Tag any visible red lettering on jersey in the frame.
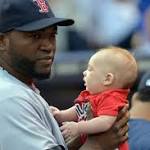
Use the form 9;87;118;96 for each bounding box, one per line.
33;0;49;13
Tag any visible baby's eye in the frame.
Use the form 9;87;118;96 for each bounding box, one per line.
87;67;92;71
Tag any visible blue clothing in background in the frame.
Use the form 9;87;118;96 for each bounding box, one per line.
129;119;150;150
137;0;150;31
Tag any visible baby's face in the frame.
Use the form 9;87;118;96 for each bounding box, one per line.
83;48;138;94
83;54;106;94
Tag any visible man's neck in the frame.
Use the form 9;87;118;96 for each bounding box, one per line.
130;102;150;121
0;62;33;86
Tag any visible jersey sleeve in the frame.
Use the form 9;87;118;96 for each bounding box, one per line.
0;96;65;150
96;94;126;116
74;90;90;104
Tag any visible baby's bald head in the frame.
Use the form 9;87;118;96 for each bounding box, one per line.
91;47;138;89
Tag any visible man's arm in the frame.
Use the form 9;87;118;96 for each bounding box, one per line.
67;105;129;150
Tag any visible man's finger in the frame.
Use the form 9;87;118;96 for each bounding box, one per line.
118;124;128;143
116;104;129;121
119;123;128;136
114;105;129;133
120;134;128;143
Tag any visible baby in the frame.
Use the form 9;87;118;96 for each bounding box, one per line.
51;47;138;150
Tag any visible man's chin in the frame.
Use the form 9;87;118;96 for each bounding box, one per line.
33;72;51;80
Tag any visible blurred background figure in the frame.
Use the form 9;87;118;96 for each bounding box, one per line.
50;0;140;52
132;0;150;58
81;0;140;49
129;71;150;150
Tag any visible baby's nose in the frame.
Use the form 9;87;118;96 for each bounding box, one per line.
83;70;87;76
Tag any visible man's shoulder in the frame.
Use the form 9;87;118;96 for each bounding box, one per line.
129;119;150;134
0;76;37;105
0;79;30;96
129;119;150;149
129;138;150;150
129;119;150;129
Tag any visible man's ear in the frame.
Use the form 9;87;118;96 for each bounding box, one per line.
0;33;9;52
103;73;114;86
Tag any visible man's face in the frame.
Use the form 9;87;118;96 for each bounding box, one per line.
3;26;57;79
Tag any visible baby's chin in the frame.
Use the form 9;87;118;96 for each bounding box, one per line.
85;86;101;94
85;86;88;91
88;89;104;95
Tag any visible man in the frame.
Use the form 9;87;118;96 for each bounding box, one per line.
129;71;150;150
0;0;128;149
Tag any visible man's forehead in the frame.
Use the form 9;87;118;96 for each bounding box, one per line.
28;26;57;33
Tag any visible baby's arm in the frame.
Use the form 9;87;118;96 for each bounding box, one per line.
50;106;77;123
78;115;117;134
61;115;116;139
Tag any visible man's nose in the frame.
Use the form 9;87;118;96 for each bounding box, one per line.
40;38;55;52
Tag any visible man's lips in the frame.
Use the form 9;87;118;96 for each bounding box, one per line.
37;56;54;65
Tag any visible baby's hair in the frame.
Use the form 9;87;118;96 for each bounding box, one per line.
96;46;138;88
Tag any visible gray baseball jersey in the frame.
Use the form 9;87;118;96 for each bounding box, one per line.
0;67;67;150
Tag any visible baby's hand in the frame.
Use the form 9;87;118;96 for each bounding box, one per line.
60;121;80;142
49;106;63;123
49;106;60;117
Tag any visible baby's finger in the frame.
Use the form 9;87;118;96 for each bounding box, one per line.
60;125;67;131
62;121;68;125
60;122;69;130
61;129;69;137
62;130;71;141
65;136;72;143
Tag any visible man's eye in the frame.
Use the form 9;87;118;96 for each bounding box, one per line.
50;33;57;38
32;33;41;39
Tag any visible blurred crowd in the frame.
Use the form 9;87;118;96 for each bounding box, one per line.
49;0;150;57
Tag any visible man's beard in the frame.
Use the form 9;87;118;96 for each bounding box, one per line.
10;55;51;80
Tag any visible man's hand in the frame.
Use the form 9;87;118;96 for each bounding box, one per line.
112;104;129;145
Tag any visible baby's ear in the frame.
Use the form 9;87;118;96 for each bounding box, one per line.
103;73;114;86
